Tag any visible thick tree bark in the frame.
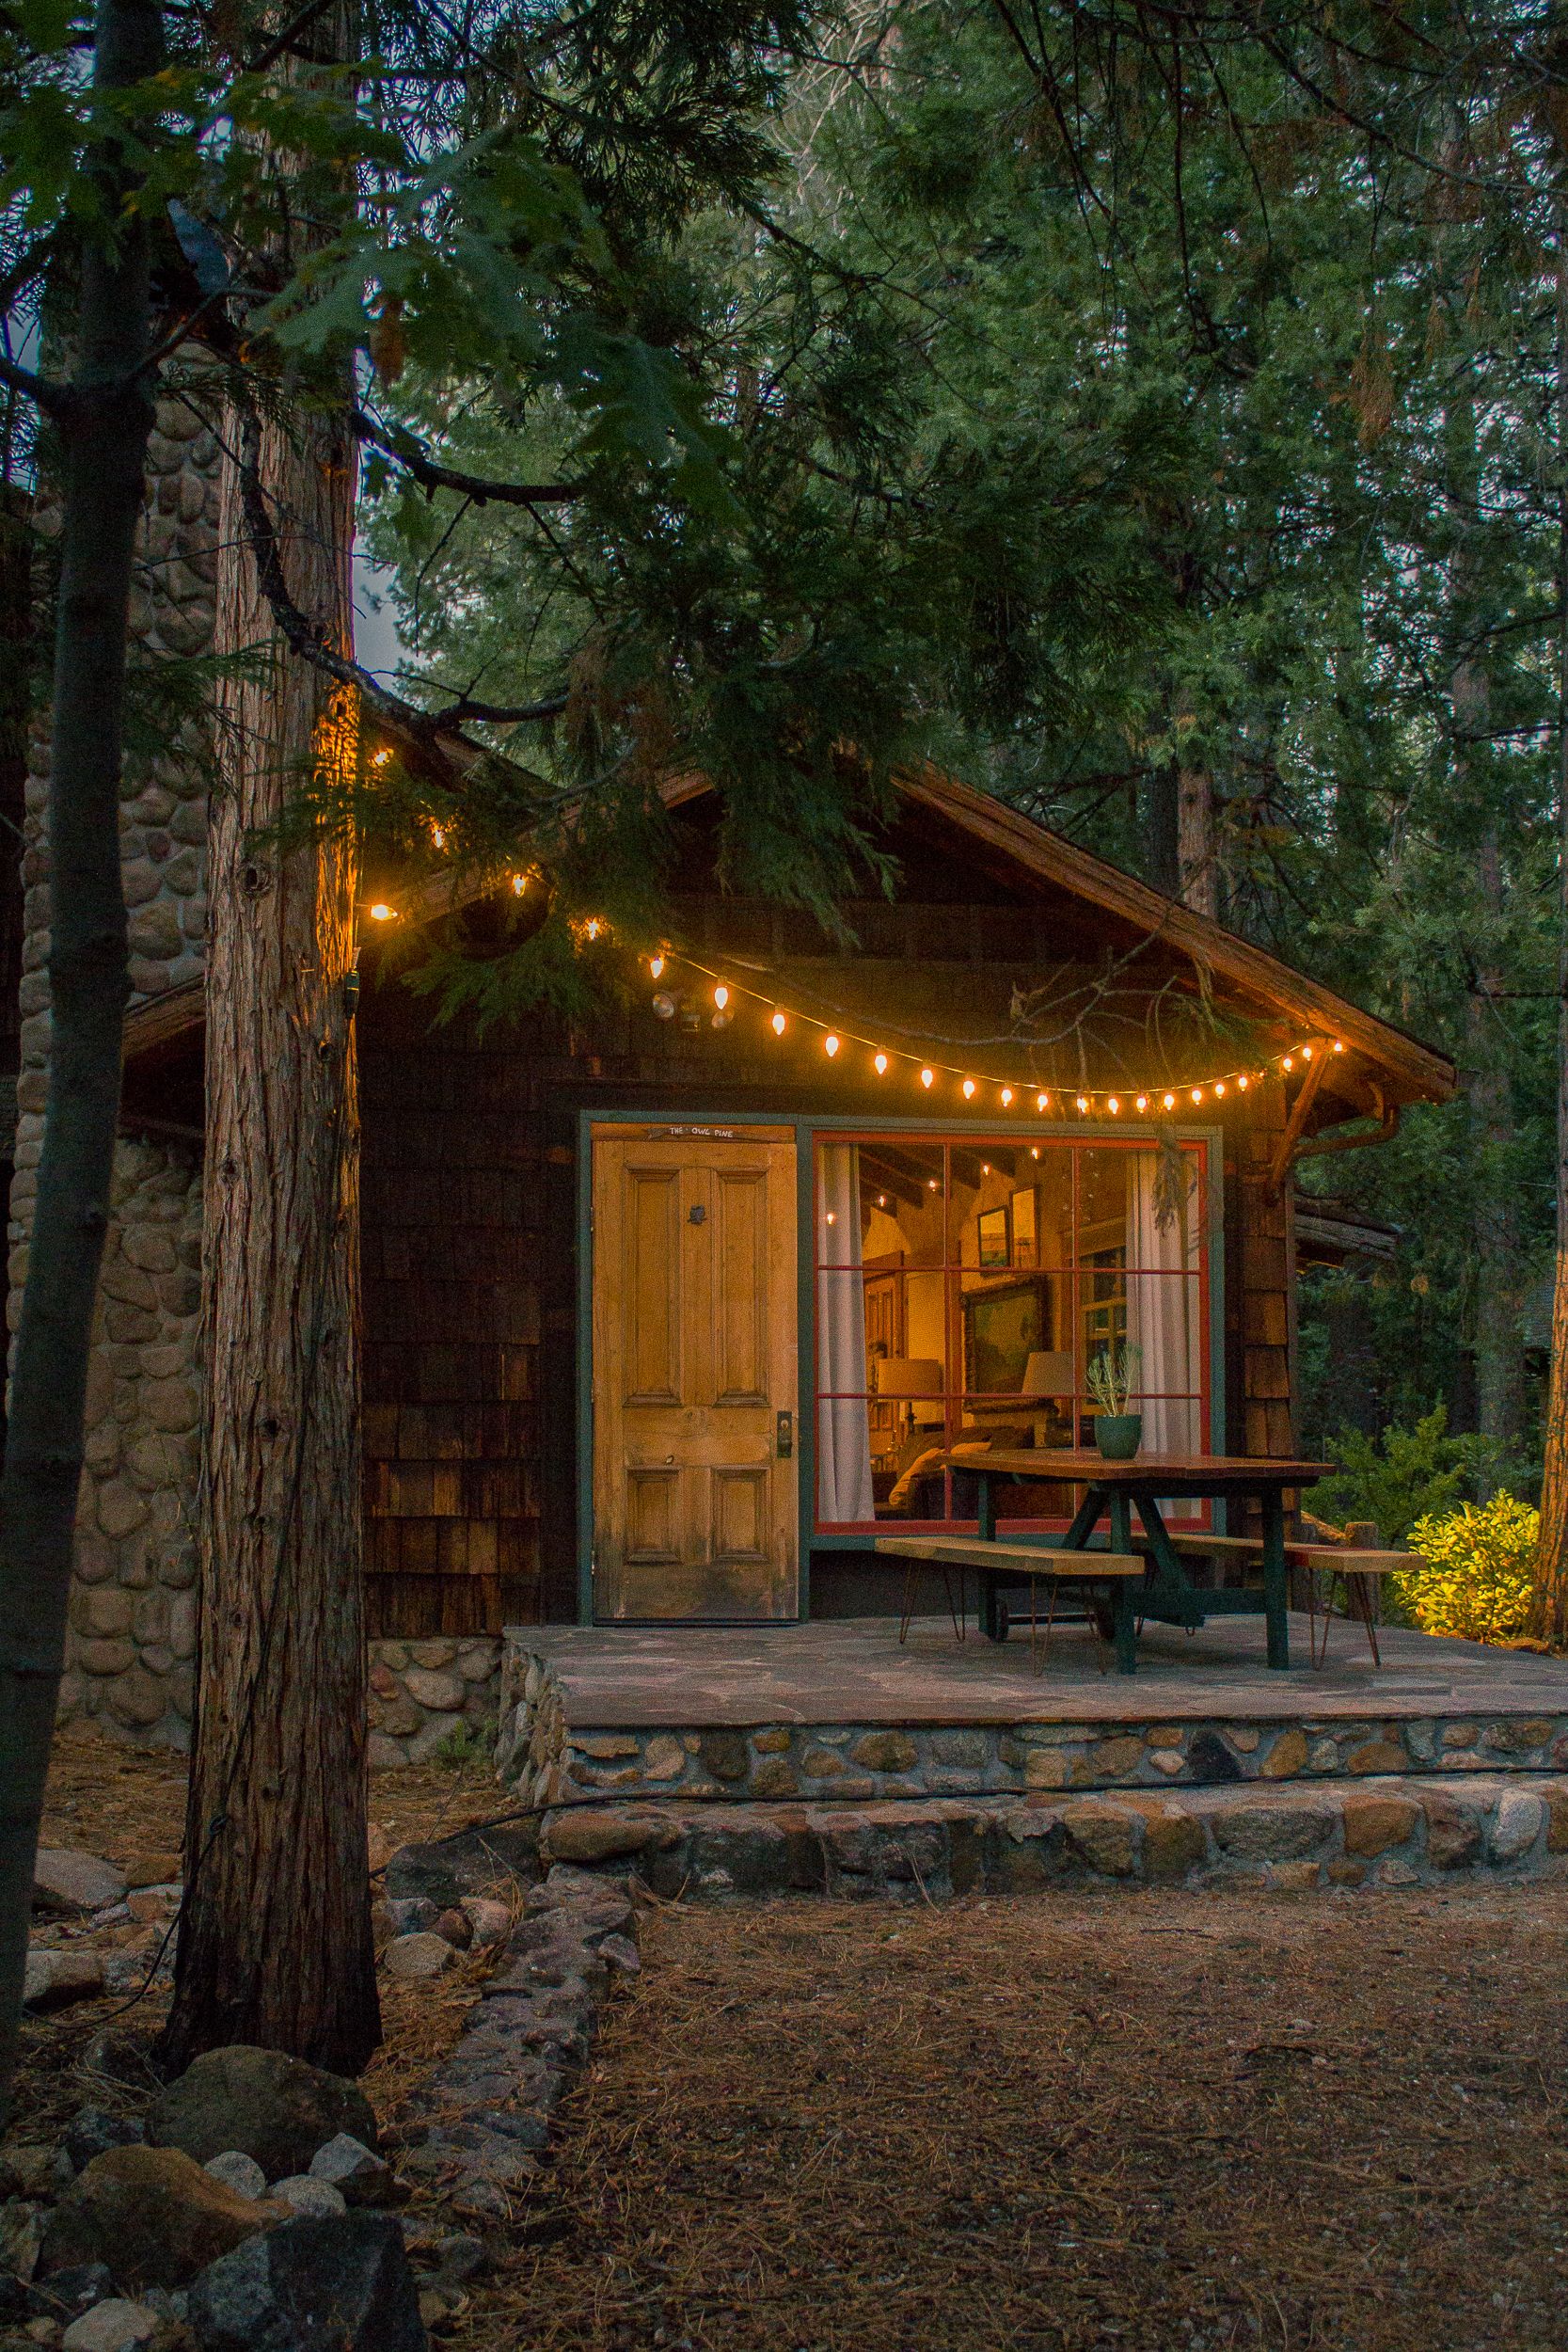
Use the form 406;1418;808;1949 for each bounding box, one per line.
157;377;378;2071
1533;211;1568;1647
0;0;162;2119
1177;759;1219;919
1465;828;1525;1465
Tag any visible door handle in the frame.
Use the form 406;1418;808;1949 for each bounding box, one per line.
775;1408;794;1459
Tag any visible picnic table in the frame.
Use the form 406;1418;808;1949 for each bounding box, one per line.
941;1450;1333;1676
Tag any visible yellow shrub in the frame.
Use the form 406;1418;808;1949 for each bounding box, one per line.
1398;1496;1539;1645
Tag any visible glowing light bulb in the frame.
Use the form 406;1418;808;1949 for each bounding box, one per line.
1333;1040;1345;1055
714;984;730;1010
649;954;665;980
825;1210;835;1225
1107;1096;1119;1115
1163;1092;1176;1111
878;1194;886;1208
962;1078;976;1100
512;873;527;894
372;748;391;768
921;1068;934;1089
1075;1095;1089;1114
431;823;446;850
1000;1088;1013;1107
1301;1043;1314;1059
1282;1056;1294;1073
1037;1092;1050;1112
771;1009;786;1036
1238;1073;1249;1090
1030;1146;1040;1159
927;1177;938;1189
1214;1081;1226;1098
824;1033;840;1057
981;1163;990;1175
369;902;395;922
582;917;603;941
874;1051;888;1075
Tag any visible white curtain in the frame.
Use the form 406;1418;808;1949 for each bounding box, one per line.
816;1143;875;1522
1126;1147;1202;1458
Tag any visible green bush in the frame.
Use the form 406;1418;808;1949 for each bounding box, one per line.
1396;1496;1539;1645
1302;1406;1513;1547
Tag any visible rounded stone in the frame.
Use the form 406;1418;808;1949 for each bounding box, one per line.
403;1667;464;1714
383;1932;455;1982
202;2150;266;2201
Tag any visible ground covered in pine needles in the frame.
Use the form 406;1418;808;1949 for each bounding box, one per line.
21;1740;1568;2351
464;1884;1568;2352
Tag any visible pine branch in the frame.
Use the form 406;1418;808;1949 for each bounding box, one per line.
351;409;583;508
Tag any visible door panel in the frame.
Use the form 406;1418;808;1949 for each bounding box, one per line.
593;1131;799;1621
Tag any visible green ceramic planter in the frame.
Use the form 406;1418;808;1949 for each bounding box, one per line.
1094;1412;1143;1461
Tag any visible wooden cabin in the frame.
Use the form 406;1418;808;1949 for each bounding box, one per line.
121;764;1455;1641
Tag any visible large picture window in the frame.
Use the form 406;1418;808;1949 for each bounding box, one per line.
813;1134;1211;1531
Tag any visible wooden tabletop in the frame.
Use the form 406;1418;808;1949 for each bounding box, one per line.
937;1450;1332;1486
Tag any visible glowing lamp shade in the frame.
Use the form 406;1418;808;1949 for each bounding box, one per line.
875;1356;945;1428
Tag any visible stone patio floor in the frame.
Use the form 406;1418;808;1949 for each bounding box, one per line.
513;1611;1568;1727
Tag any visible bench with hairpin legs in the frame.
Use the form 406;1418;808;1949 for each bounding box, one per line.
1127;1531;1412;1667
874;1536;1145;1674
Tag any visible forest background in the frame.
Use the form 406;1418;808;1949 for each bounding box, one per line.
348;0;1565;1498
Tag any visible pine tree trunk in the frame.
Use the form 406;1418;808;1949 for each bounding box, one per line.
0;0;162;2121
1177;760;1218;918
157;381;379;2071
1532;211;1568;1648
1465;830;1524;1469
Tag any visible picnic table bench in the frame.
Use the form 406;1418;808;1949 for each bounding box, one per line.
885;1451;1336;1675
875;1534;1144;1673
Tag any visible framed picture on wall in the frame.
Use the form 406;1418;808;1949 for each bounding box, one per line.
1010;1185;1037;1269
963;1277;1054;1393
977;1205;1010;1267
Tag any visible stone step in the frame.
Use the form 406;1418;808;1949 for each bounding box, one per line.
532;1776;1568;1900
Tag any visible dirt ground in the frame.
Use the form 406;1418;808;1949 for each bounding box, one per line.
20;1740;1568;2352
465;1885;1568;2352
14;1731;501;2150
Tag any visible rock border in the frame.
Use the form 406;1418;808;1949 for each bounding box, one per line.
392;1865;638;2226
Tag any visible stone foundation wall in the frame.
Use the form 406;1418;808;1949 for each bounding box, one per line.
532;1773;1568;1899
55;1138;203;1745
368;1638;503;1768
497;1642;1568;1804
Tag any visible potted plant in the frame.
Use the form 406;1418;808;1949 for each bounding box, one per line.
1086;1344;1142;1459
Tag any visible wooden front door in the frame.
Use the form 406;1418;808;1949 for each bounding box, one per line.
591;1129;799;1621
